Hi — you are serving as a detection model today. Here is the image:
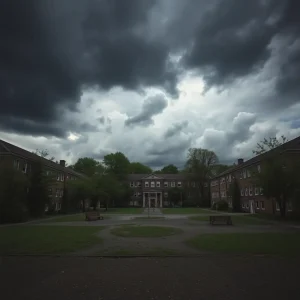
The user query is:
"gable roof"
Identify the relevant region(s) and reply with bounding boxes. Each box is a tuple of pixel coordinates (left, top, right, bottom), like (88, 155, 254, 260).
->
(127, 173, 186, 180)
(0, 139, 86, 178)
(212, 135, 300, 179)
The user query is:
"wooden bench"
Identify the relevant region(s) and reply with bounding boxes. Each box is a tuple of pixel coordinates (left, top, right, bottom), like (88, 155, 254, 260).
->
(85, 211, 103, 221)
(209, 215, 232, 225)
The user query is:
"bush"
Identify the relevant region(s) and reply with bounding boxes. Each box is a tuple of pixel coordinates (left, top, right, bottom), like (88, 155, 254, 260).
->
(0, 200, 29, 223)
(212, 202, 217, 210)
(216, 200, 229, 211)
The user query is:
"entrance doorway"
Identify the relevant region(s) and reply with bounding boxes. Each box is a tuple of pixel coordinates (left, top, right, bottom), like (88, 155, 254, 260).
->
(149, 198, 156, 207)
(249, 200, 255, 214)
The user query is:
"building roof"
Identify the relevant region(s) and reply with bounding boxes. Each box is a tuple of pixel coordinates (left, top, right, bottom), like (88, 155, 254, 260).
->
(0, 139, 86, 178)
(127, 173, 186, 180)
(212, 135, 300, 179)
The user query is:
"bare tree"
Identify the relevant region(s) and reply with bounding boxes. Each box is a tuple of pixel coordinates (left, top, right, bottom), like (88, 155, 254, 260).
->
(253, 135, 288, 155)
(33, 149, 55, 161)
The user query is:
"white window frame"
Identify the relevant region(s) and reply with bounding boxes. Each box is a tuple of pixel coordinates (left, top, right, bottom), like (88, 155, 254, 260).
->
(243, 169, 247, 179)
(145, 181, 149, 187)
(245, 188, 248, 196)
(137, 181, 141, 187)
(260, 201, 265, 210)
(171, 182, 175, 187)
(255, 201, 259, 209)
(156, 181, 160, 187)
(257, 164, 261, 173)
(249, 186, 253, 196)
(177, 181, 182, 187)
(240, 171, 243, 179)
(255, 187, 259, 195)
(164, 182, 168, 187)
(241, 189, 244, 196)
(130, 181, 134, 187)
(164, 192, 168, 197)
(151, 181, 155, 188)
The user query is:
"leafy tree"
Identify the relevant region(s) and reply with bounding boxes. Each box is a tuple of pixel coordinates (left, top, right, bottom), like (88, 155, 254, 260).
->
(72, 157, 104, 177)
(229, 178, 241, 212)
(185, 148, 219, 206)
(27, 160, 50, 217)
(129, 162, 152, 174)
(0, 161, 29, 223)
(160, 164, 178, 174)
(252, 156, 300, 217)
(253, 135, 287, 155)
(168, 187, 184, 206)
(103, 152, 130, 179)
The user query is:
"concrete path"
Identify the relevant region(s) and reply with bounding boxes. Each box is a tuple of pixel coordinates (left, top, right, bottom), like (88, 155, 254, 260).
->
(142, 207, 163, 216)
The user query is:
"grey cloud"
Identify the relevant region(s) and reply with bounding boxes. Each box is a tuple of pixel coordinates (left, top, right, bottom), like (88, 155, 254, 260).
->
(105, 126, 112, 134)
(97, 116, 105, 124)
(164, 120, 188, 138)
(125, 94, 168, 127)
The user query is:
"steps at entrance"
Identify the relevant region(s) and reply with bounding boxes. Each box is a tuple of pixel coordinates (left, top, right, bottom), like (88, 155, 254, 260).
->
(142, 208, 163, 215)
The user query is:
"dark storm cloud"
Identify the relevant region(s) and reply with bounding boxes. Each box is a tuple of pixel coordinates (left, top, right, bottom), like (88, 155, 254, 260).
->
(0, 0, 177, 137)
(164, 121, 188, 139)
(97, 117, 105, 124)
(125, 94, 168, 127)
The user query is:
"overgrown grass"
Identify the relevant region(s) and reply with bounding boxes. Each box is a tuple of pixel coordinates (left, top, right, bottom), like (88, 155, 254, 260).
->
(189, 215, 271, 225)
(110, 225, 183, 237)
(0, 226, 105, 255)
(162, 208, 217, 214)
(185, 232, 300, 256)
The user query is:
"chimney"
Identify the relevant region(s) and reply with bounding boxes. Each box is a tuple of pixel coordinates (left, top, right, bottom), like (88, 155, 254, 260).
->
(60, 160, 66, 167)
(237, 158, 244, 165)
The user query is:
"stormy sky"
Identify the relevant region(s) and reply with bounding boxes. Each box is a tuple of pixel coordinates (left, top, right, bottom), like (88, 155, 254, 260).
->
(1, 0, 300, 169)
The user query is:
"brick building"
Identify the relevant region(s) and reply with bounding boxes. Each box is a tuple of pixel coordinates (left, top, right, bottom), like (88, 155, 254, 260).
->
(210, 136, 300, 214)
(0, 139, 87, 212)
(127, 173, 207, 207)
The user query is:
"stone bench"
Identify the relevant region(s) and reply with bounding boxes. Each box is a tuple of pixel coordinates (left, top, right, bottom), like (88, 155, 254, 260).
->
(209, 215, 232, 225)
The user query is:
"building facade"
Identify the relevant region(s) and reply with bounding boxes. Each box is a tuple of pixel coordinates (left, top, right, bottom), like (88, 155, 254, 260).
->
(127, 173, 206, 207)
(0, 139, 86, 212)
(210, 136, 300, 214)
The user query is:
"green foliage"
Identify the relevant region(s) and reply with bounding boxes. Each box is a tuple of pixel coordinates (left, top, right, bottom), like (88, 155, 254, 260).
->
(253, 135, 287, 155)
(212, 164, 231, 176)
(168, 187, 184, 205)
(216, 200, 229, 211)
(103, 152, 130, 179)
(72, 157, 104, 177)
(160, 164, 179, 174)
(27, 160, 49, 218)
(129, 162, 152, 174)
(0, 161, 29, 223)
(230, 178, 241, 212)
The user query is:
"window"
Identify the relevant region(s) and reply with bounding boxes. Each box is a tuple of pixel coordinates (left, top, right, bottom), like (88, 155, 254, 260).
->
(260, 187, 263, 195)
(245, 188, 248, 196)
(255, 187, 259, 195)
(229, 174, 232, 182)
(257, 164, 261, 173)
(164, 192, 168, 197)
(240, 171, 243, 179)
(130, 181, 134, 187)
(171, 182, 175, 187)
(241, 189, 244, 196)
(145, 181, 149, 187)
(177, 181, 182, 187)
(137, 181, 141, 187)
(246, 202, 249, 209)
(22, 162, 28, 173)
(249, 186, 253, 196)
(242, 202, 245, 208)
(60, 173, 64, 181)
(255, 201, 259, 209)
(13, 159, 20, 170)
(57, 173, 60, 181)
(55, 189, 59, 197)
(247, 169, 251, 178)
(151, 181, 155, 188)
(134, 192, 137, 197)
(156, 181, 160, 187)
(48, 188, 52, 197)
(260, 201, 265, 210)
(164, 182, 168, 187)
(243, 169, 247, 178)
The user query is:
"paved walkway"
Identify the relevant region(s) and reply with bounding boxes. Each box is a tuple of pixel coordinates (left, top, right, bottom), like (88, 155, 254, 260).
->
(1, 256, 300, 300)
(142, 207, 163, 216)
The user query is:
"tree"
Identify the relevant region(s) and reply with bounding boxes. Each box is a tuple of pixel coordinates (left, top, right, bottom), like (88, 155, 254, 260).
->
(253, 135, 288, 155)
(252, 156, 300, 217)
(212, 164, 231, 176)
(129, 162, 152, 174)
(185, 148, 219, 206)
(229, 178, 241, 212)
(160, 164, 178, 174)
(27, 160, 51, 217)
(103, 152, 130, 179)
(168, 187, 184, 206)
(33, 149, 55, 161)
(72, 157, 104, 177)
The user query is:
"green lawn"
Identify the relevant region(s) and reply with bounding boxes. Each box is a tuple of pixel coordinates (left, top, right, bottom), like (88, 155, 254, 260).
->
(189, 215, 271, 225)
(99, 247, 179, 256)
(0, 226, 105, 255)
(47, 213, 110, 223)
(134, 217, 165, 220)
(162, 208, 216, 214)
(110, 225, 183, 237)
(186, 232, 300, 256)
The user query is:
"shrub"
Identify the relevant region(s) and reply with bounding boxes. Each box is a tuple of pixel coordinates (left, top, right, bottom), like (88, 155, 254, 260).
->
(216, 200, 229, 211)
(0, 200, 29, 223)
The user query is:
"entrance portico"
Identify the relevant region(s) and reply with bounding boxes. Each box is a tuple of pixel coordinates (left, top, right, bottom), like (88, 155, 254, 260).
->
(142, 192, 162, 208)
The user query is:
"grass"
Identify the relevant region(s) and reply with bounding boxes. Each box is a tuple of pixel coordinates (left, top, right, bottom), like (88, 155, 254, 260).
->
(47, 213, 111, 223)
(110, 225, 183, 237)
(0, 225, 105, 255)
(162, 207, 217, 214)
(99, 247, 179, 256)
(103, 208, 143, 214)
(134, 217, 165, 220)
(189, 215, 271, 225)
(185, 232, 300, 257)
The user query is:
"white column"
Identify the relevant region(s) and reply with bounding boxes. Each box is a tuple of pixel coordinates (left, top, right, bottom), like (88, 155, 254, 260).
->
(143, 193, 145, 207)
(155, 193, 157, 207)
(160, 192, 163, 207)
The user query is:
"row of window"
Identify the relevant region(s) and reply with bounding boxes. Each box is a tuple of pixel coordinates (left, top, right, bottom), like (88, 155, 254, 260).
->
(48, 188, 64, 198)
(130, 181, 183, 188)
(241, 186, 263, 196)
(242, 201, 265, 210)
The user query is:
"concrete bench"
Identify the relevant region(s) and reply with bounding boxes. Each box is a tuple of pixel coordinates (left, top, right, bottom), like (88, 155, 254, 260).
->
(85, 211, 103, 221)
